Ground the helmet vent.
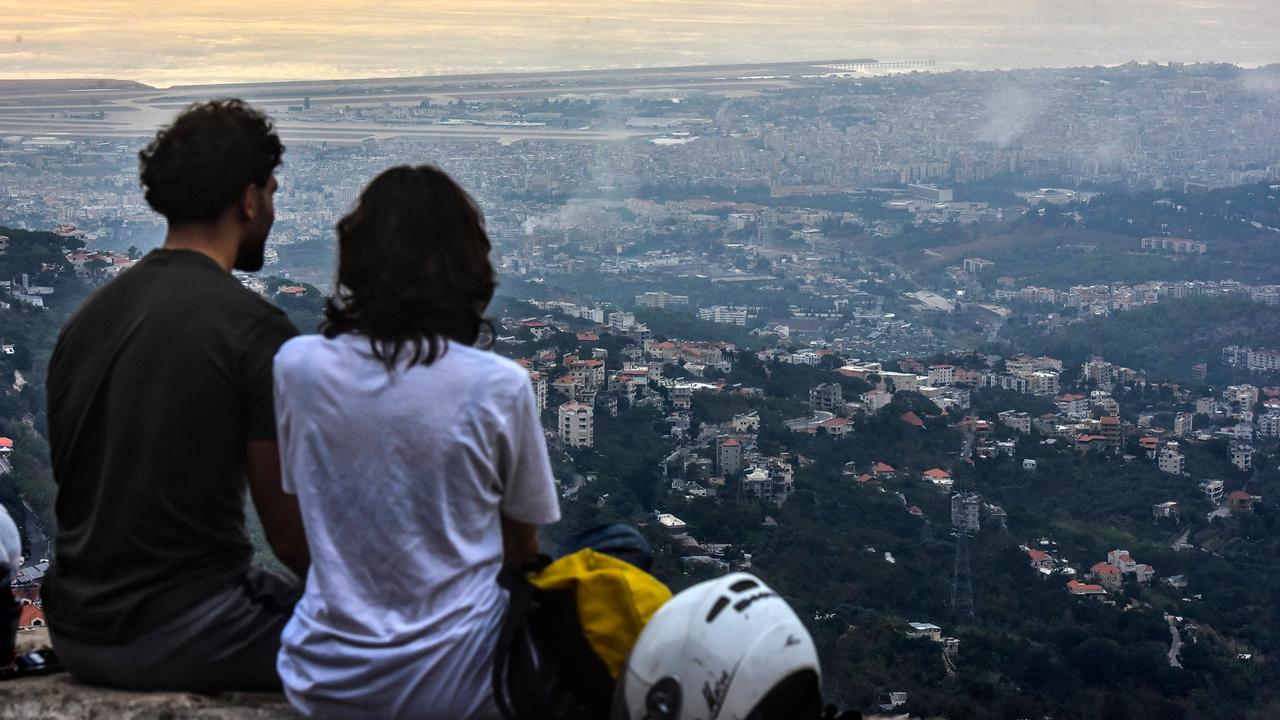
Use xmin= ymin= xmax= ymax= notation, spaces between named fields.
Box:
xmin=705 ymin=596 xmax=730 ymax=623
xmin=733 ymin=591 xmax=777 ymax=612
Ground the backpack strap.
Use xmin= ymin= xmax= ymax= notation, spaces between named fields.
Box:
xmin=493 ymin=555 xmax=554 ymax=720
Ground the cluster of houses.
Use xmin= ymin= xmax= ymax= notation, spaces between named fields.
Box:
xmin=1025 ymin=542 xmax=1158 ymax=600
xmin=507 ymin=310 xmax=815 ymax=507
xmin=651 ymin=511 xmax=747 ymax=574
xmin=504 ymin=299 xmax=1275 ymax=554
xmin=668 ymin=428 xmax=799 ymax=507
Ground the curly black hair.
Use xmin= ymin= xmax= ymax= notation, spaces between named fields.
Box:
xmin=322 ymin=165 xmax=497 ymax=370
xmin=139 ymin=99 xmax=283 ymax=225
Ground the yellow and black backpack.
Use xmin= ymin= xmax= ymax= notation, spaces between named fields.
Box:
xmin=493 ymin=525 xmax=671 ymax=720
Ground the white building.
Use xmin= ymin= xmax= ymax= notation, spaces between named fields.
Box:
xmin=1027 ymin=371 xmax=1061 ymax=397
xmin=1230 ymin=442 xmax=1253 ymax=472
xmin=697 ymin=305 xmax=749 ymax=326
xmin=528 ymin=370 xmax=548 ymax=412
xmin=635 ymin=291 xmax=689 ymax=309
xmin=1200 ymin=479 xmax=1225 ymax=504
xmin=1056 ymin=393 xmax=1090 ymax=419
xmin=1258 ymin=412 xmax=1280 ymax=438
xmin=558 ymin=401 xmax=594 ymax=448
xmin=927 ymin=364 xmax=956 ymax=386
xmin=862 ymin=389 xmax=893 ymax=413
xmin=732 ymin=412 xmax=761 ymax=433
xmin=1157 ymin=443 xmax=1186 ymax=475
xmin=998 ymin=410 xmax=1032 ymax=434
xmin=1173 ymin=412 xmax=1194 ymax=438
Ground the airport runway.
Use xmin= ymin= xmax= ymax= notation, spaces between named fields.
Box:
xmin=0 ymin=59 xmax=918 ymax=144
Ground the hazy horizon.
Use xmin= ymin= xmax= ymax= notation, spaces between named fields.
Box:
xmin=1 ymin=0 xmax=1278 ymax=88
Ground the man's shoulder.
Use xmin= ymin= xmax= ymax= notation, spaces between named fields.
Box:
xmin=223 ymin=279 xmax=290 ymax=323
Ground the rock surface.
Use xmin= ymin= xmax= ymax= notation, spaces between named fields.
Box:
xmin=2 ymin=629 xmax=298 ymax=719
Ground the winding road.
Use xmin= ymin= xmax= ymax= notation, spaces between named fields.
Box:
xmin=1167 ymin=617 xmax=1183 ymax=668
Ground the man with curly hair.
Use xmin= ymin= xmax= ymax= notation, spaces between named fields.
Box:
xmin=43 ymin=99 xmax=309 ymax=692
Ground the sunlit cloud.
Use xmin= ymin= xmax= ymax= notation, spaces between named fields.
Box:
xmin=0 ymin=0 xmax=1275 ymax=86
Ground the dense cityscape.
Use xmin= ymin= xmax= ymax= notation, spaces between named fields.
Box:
xmin=3 ymin=58 xmax=1280 ymax=718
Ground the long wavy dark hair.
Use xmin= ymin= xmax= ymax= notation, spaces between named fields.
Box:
xmin=321 ymin=165 xmax=496 ymax=370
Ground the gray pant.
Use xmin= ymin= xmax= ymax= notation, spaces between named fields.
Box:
xmin=51 ymin=566 xmax=301 ymax=693
xmin=1 ymin=569 xmax=15 ymax=666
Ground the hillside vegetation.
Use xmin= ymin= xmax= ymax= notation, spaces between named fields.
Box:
xmin=1000 ymin=296 xmax=1280 ymax=384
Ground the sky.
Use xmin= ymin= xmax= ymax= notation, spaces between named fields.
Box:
xmin=1 ymin=1 xmax=1277 ymax=87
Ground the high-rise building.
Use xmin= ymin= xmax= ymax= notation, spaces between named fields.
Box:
xmin=907 ymin=183 xmax=953 ymax=202
xmin=1099 ymin=415 xmax=1121 ymax=449
xmin=716 ymin=438 xmax=743 ymax=476
xmin=810 ymin=383 xmax=843 ymax=413
xmin=528 ymin=370 xmax=548 ymax=412
xmin=1230 ymin=442 xmax=1253 ymax=472
xmin=1173 ymin=412 xmax=1194 ymax=438
xmin=1157 ymin=442 xmax=1185 ymax=475
xmin=558 ymin=401 xmax=594 ymax=448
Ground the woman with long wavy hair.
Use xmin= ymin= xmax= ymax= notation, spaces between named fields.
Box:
xmin=272 ymin=165 xmax=560 ymax=719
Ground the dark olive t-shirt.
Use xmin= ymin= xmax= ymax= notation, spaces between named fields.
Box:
xmin=44 ymin=249 xmax=298 ymax=643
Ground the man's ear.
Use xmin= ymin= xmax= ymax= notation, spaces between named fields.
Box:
xmin=240 ymin=183 xmax=262 ymax=223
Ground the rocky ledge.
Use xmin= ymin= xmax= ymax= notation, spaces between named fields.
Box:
xmin=0 ymin=630 xmax=297 ymax=720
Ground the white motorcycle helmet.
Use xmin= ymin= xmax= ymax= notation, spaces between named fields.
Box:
xmin=611 ymin=572 xmax=822 ymax=720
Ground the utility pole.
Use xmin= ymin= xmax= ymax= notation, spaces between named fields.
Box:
xmin=951 ymin=532 xmax=975 ymax=622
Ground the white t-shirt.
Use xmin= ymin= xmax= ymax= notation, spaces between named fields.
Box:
xmin=273 ymin=335 xmax=560 ymax=720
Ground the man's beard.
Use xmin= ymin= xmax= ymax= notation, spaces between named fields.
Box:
xmin=234 ymin=228 xmax=269 ymax=272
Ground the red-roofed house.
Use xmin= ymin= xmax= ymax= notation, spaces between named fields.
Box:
xmin=1228 ymin=490 xmax=1260 ymax=514
xmin=520 ymin=319 xmax=553 ymax=340
xmin=576 ymin=332 xmax=599 ymax=342
xmin=819 ymin=417 xmax=852 ymax=439
xmin=1027 ymin=548 xmax=1053 ymax=570
xmin=1090 ymin=562 xmax=1123 ymax=592
xmin=899 ymin=411 xmax=925 ymax=428
xmin=873 ymin=462 xmax=897 ymax=479
xmin=1075 ymin=434 xmax=1108 ymax=453
xmin=922 ymin=468 xmax=952 ymax=488
xmin=18 ymin=604 xmax=45 ymax=629
xmin=1067 ymin=580 xmax=1107 ymax=596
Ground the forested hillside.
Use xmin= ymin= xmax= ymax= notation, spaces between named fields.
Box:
xmin=866 ymin=182 xmax=1280 ymax=288
xmin=1000 ymin=296 xmax=1280 ymax=384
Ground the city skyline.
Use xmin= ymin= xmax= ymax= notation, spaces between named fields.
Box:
xmin=2 ymin=0 xmax=1278 ymax=87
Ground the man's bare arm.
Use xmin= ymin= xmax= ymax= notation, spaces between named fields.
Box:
xmin=246 ymin=440 xmax=310 ymax=576
xmin=501 ymin=515 xmax=540 ymax=570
